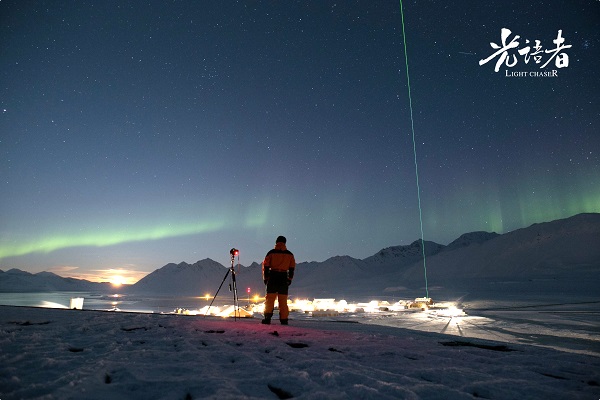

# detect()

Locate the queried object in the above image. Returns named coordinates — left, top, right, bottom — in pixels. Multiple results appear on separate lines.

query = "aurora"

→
left=0, top=220, right=226, bottom=259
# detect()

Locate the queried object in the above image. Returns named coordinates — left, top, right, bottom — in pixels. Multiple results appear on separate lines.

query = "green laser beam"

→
left=399, top=0, right=429, bottom=298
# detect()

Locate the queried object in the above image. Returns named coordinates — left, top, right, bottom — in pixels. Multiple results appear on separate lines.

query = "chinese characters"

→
left=479, top=28, right=572, bottom=73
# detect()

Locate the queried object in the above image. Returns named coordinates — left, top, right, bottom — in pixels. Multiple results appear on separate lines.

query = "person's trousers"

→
left=264, top=293, right=289, bottom=320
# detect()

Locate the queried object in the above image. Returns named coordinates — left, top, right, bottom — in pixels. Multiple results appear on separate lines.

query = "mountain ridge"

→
left=0, top=269, right=112, bottom=293
left=2, top=213, right=599, bottom=297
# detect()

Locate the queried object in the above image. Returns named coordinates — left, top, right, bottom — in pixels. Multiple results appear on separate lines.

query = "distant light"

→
left=110, top=275, right=124, bottom=287
left=445, top=305, right=465, bottom=318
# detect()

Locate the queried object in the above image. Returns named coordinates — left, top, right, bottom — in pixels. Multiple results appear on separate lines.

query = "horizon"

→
left=2, top=211, right=597, bottom=286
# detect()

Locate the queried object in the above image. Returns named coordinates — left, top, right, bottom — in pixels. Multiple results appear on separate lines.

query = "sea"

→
left=0, top=292, right=244, bottom=314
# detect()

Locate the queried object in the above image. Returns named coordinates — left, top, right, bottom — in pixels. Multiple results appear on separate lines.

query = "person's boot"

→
left=280, top=319, right=288, bottom=325
left=261, top=313, right=273, bottom=324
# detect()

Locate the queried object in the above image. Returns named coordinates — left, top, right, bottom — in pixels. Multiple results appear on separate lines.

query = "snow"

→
left=1, top=213, right=599, bottom=398
left=1, top=302, right=599, bottom=400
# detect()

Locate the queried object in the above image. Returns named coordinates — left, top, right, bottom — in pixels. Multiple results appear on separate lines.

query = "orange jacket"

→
left=263, top=242, right=296, bottom=280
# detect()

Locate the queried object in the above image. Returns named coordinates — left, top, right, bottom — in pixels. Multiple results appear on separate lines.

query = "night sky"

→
left=1, top=1, right=598, bottom=284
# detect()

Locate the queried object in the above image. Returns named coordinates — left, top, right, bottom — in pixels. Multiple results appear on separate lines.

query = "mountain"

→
left=444, top=231, right=500, bottom=251
left=361, top=240, right=447, bottom=279
left=3, top=213, right=599, bottom=299
left=383, top=213, right=600, bottom=298
left=124, top=213, right=600, bottom=299
left=292, top=256, right=371, bottom=298
left=0, top=269, right=112, bottom=293
left=126, top=258, right=266, bottom=296
left=294, top=213, right=599, bottom=299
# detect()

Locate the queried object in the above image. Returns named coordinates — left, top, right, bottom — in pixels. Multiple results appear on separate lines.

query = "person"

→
left=262, top=235, right=296, bottom=325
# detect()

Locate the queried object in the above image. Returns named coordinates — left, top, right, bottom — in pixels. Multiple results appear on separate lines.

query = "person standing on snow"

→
left=262, top=236, right=296, bottom=325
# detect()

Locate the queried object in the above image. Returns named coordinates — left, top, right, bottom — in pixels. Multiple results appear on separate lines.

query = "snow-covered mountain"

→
left=444, top=231, right=500, bottom=251
left=122, top=213, right=600, bottom=298
left=376, top=213, right=600, bottom=299
left=2, top=213, right=599, bottom=298
left=126, top=258, right=265, bottom=295
left=0, top=269, right=111, bottom=293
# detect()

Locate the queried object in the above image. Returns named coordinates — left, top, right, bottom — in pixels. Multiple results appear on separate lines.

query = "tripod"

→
left=205, top=248, right=241, bottom=319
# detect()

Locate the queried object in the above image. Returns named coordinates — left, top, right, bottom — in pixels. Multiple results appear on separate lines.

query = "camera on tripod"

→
left=205, top=247, right=242, bottom=319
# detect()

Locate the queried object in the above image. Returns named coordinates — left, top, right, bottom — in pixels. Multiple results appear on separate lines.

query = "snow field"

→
left=1, top=305, right=599, bottom=399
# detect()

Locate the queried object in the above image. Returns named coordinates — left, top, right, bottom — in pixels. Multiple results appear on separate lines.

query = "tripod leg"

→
left=231, top=268, right=239, bottom=320
left=204, top=268, right=230, bottom=317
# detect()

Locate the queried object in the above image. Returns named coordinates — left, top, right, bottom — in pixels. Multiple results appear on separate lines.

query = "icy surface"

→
left=1, top=305, right=599, bottom=400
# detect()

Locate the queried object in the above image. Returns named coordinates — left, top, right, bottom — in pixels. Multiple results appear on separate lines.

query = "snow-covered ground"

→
left=1, top=302, right=599, bottom=400
left=178, top=296, right=600, bottom=357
